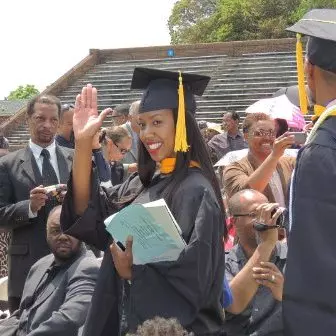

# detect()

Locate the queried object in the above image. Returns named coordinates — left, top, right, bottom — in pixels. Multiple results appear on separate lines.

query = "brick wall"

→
left=97, top=38, right=297, bottom=62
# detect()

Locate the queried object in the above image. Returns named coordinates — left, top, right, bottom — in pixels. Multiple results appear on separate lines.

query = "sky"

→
left=0, top=0, right=177, bottom=99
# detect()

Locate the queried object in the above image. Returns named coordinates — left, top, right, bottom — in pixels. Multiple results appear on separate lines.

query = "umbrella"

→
left=245, top=94, right=306, bottom=130
left=273, top=85, right=313, bottom=109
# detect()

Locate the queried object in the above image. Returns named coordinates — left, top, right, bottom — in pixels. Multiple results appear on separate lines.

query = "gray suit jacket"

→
left=121, top=122, right=137, bottom=164
left=0, top=249, right=99, bottom=336
left=0, top=145, right=73, bottom=297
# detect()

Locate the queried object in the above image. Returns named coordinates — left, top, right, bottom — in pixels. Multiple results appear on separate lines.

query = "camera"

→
left=45, top=184, right=67, bottom=202
left=271, top=207, right=286, bottom=227
left=253, top=207, right=287, bottom=232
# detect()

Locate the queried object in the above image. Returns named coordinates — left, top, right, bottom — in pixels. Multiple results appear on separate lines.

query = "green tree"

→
left=7, top=84, right=40, bottom=100
left=168, top=0, right=336, bottom=44
left=168, top=0, right=219, bottom=44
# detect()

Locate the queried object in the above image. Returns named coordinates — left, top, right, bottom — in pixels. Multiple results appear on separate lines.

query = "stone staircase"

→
left=6, top=51, right=302, bottom=148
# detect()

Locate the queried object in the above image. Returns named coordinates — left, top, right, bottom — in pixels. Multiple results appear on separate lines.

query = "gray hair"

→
left=129, top=100, right=141, bottom=117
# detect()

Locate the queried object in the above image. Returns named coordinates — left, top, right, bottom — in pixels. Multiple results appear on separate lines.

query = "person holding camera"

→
left=223, top=113, right=295, bottom=206
left=224, top=189, right=286, bottom=336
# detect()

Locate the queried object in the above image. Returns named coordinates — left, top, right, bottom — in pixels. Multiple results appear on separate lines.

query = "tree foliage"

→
left=7, top=84, right=40, bottom=100
left=168, top=0, right=336, bottom=44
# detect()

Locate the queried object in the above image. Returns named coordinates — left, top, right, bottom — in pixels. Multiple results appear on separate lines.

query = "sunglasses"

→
left=232, top=212, right=257, bottom=218
left=252, top=130, right=276, bottom=138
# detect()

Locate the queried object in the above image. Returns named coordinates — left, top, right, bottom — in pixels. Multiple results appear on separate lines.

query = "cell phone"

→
left=288, top=132, right=307, bottom=144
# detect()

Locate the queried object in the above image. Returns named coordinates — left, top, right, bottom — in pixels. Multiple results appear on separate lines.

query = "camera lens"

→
left=271, top=208, right=286, bottom=227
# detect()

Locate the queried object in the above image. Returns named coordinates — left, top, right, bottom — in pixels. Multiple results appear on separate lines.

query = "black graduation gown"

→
left=283, top=116, right=336, bottom=335
left=61, top=168, right=225, bottom=336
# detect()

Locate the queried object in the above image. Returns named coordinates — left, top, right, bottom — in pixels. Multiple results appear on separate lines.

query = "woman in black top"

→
left=61, top=68, right=226, bottom=335
left=93, top=126, right=132, bottom=186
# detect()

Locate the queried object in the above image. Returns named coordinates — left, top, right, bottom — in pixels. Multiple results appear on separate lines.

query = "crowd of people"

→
left=0, top=8, right=335, bottom=336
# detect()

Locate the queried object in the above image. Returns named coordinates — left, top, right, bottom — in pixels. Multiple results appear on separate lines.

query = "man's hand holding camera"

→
left=29, top=184, right=67, bottom=214
left=254, top=203, right=282, bottom=246
left=30, top=185, right=48, bottom=213
left=252, top=203, right=284, bottom=301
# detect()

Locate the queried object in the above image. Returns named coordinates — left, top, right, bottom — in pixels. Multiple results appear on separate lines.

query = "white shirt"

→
left=29, top=140, right=60, bottom=181
left=269, top=170, right=286, bottom=208
left=28, top=140, right=60, bottom=217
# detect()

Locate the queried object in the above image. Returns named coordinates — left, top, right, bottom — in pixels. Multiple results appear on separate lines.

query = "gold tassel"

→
left=174, top=71, right=189, bottom=152
left=314, top=105, right=326, bottom=116
left=296, top=33, right=308, bottom=114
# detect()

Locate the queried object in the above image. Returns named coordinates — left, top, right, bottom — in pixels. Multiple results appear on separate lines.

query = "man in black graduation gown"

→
left=283, top=9, right=336, bottom=335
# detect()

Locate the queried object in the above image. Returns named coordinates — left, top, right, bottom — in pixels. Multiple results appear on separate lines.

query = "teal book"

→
left=104, top=199, right=186, bottom=265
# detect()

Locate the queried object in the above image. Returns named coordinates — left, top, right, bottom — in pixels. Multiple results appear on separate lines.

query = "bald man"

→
left=224, top=189, right=286, bottom=336
left=0, top=206, right=99, bottom=336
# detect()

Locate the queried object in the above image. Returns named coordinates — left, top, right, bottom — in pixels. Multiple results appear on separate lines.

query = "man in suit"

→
left=0, top=94, right=73, bottom=312
left=0, top=205, right=99, bottom=336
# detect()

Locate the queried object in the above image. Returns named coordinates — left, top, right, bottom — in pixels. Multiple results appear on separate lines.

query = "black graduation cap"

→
left=287, top=9, right=336, bottom=73
left=285, top=9, right=336, bottom=114
left=131, top=67, right=210, bottom=114
left=131, top=67, right=211, bottom=152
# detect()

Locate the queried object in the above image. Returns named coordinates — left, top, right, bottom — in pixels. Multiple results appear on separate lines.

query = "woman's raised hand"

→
left=73, top=84, right=112, bottom=142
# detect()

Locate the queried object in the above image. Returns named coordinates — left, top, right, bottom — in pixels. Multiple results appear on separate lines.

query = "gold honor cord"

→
left=301, top=19, right=336, bottom=25
left=296, top=34, right=308, bottom=114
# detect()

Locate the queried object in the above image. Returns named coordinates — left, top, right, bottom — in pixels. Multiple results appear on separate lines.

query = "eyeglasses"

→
left=113, top=141, right=129, bottom=155
left=61, top=103, right=74, bottom=112
left=252, top=130, right=276, bottom=138
left=232, top=212, right=257, bottom=219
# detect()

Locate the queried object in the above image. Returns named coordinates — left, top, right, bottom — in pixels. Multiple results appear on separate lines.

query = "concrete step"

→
left=91, top=59, right=295, bottom=76
left=61, top=80, right=297, bottom=97
left=103, top=54, right=229, bottom=65
left=90, top=61, right=222, bottom=77
left=102, top=53, right=295, bottom=66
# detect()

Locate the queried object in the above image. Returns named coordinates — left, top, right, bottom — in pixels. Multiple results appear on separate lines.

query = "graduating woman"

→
left=61, top=68, right=226, bottom=335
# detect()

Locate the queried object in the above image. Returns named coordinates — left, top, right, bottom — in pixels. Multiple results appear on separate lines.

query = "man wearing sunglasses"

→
left=224, top=189, right=286, bottom=336
left=223, top=113, right=295, bottom=206
left=55, top=104, right=75, bottom=149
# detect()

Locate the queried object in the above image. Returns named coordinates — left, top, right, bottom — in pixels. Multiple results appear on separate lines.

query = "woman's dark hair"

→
left=138, top=108, right=227, bottom=237
left=99, top=126, right=130, bottom=145
left=275, top=118, right=289, bottom=137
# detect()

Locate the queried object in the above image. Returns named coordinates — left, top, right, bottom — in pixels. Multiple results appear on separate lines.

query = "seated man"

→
left=0, top=205, right=99, bottom=336
left=224, top=189, right=286, bottom=336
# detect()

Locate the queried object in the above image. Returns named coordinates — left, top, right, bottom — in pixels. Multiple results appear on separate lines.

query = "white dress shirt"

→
left=269, top=171, right=286, bottom=208
left=28, top=140, right=60, bottom=217
left=29, top=140, right=60, bottom=181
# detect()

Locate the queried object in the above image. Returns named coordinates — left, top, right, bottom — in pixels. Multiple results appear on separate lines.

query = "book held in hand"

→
left=104, top=199, right=186, bottom=265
